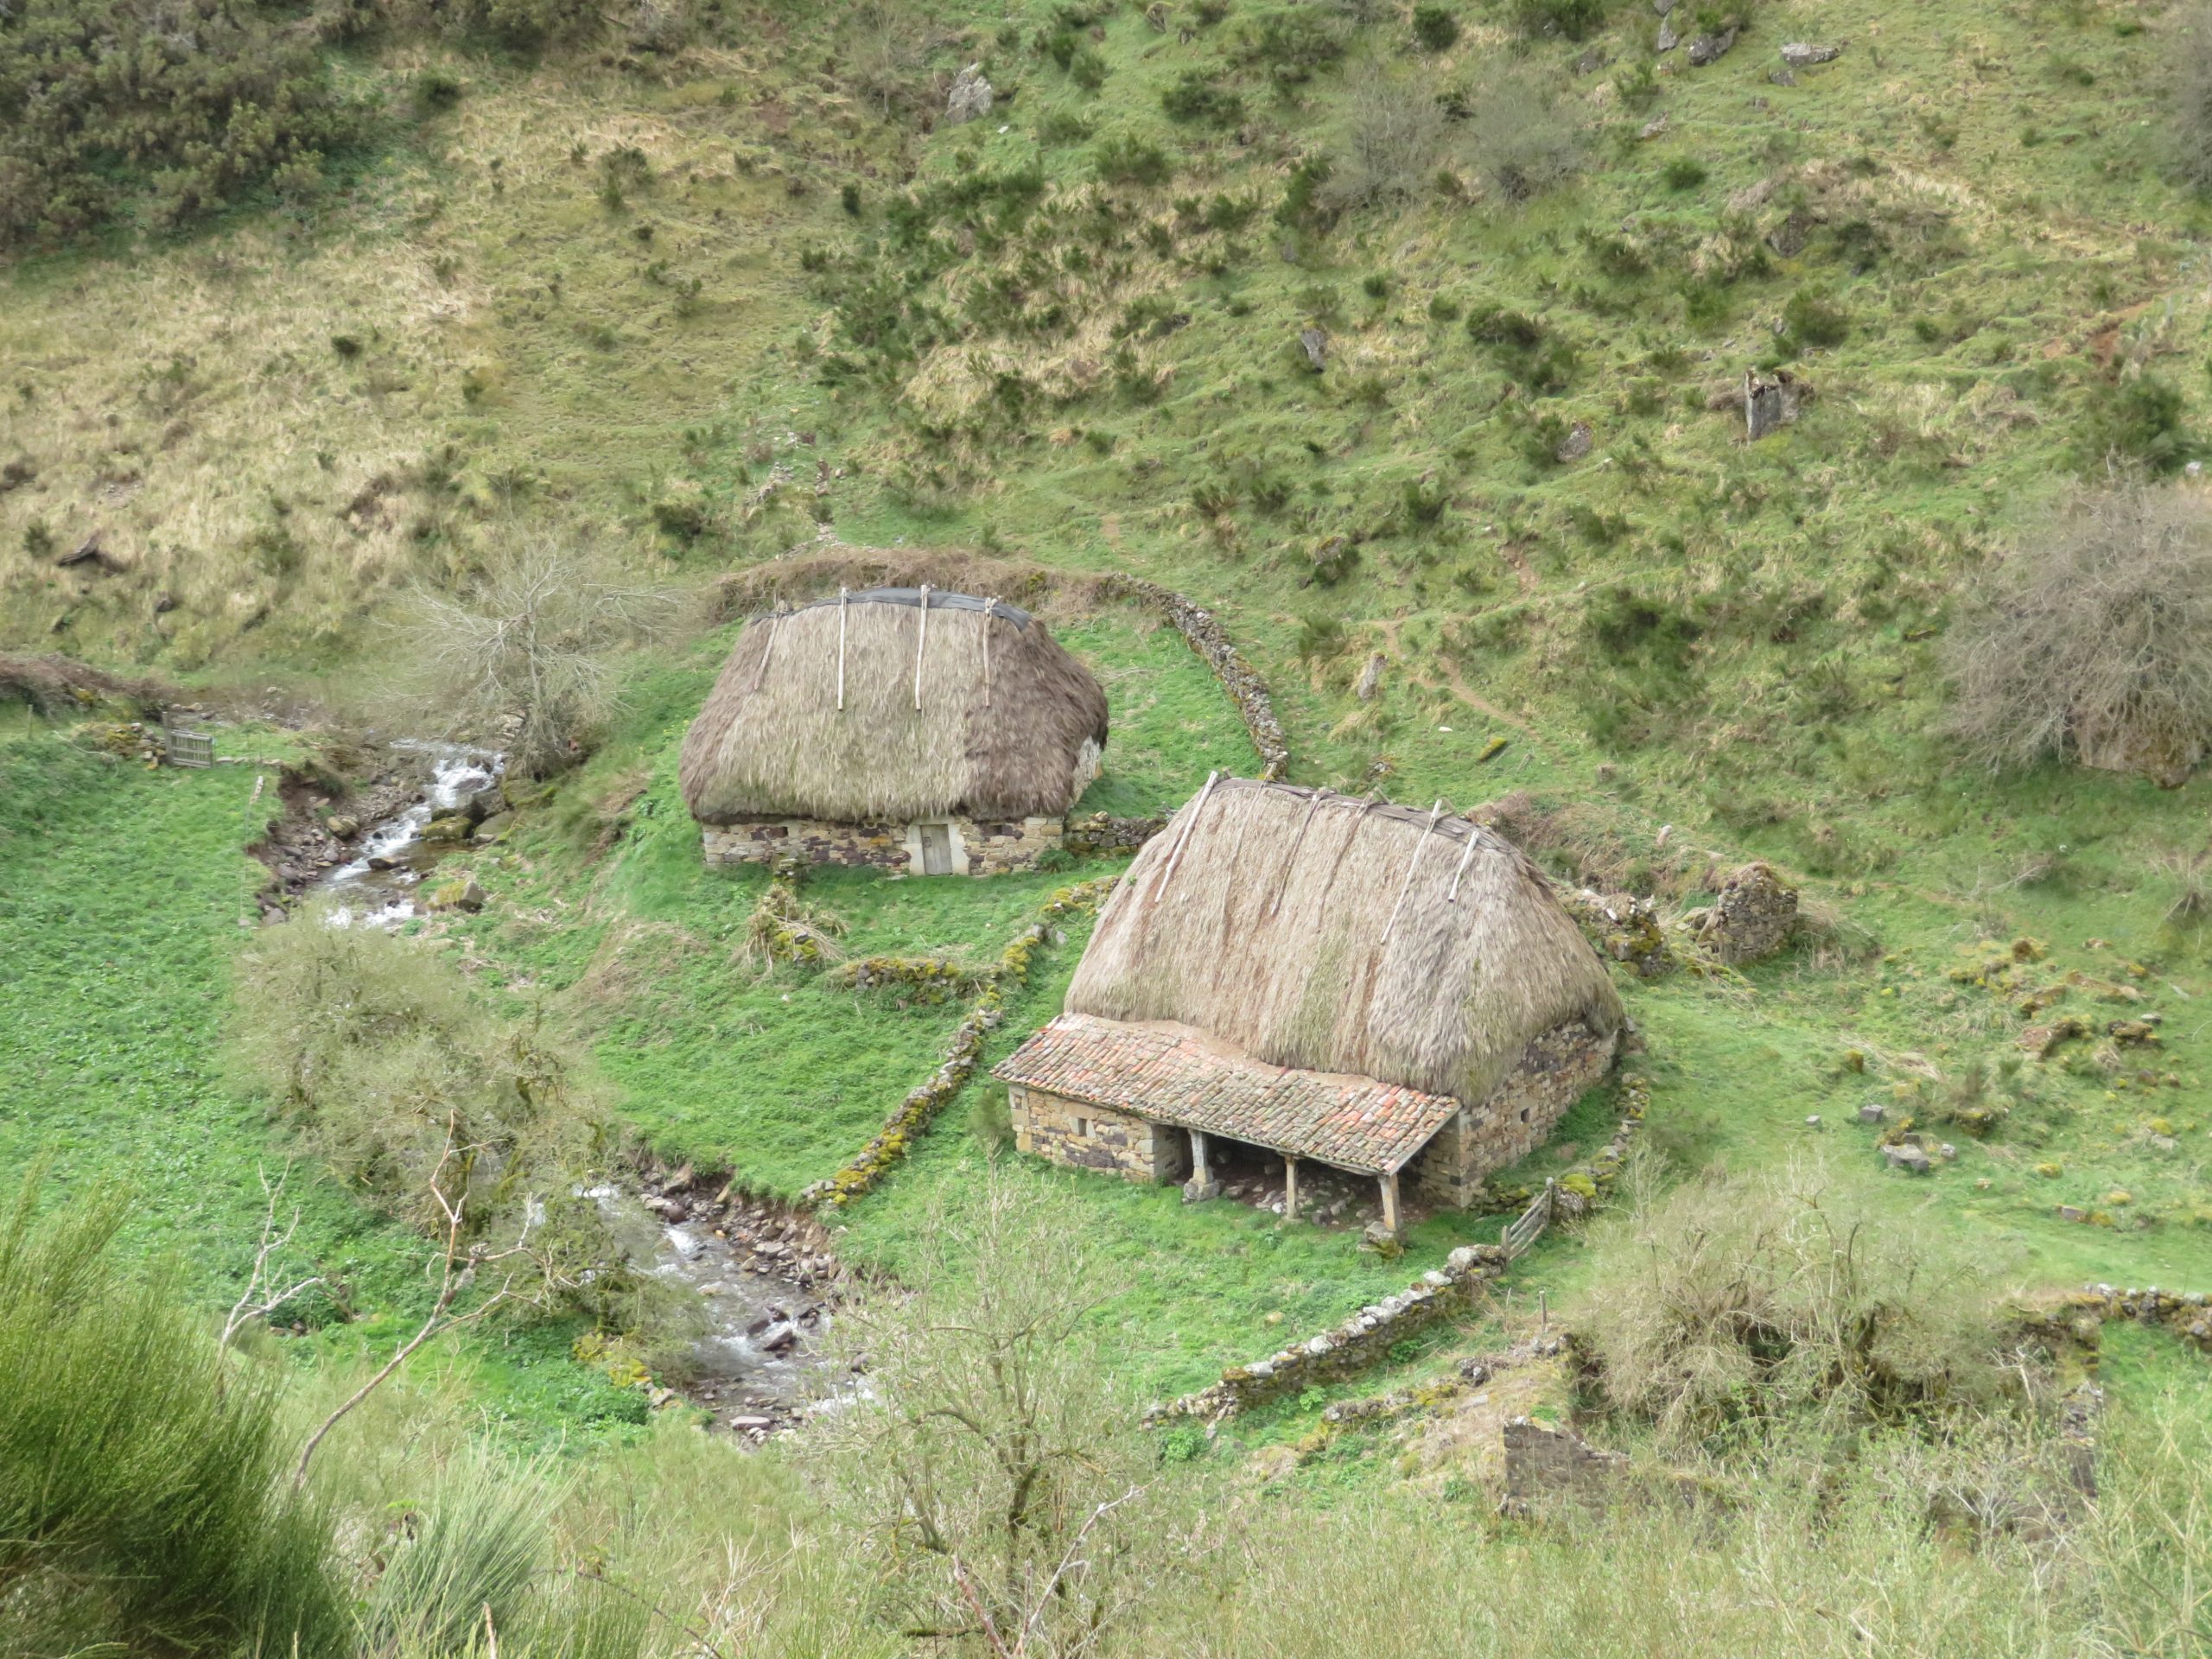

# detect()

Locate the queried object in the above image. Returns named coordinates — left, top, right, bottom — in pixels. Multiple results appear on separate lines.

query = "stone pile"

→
left=1691, top=861, right=1798, bottom=963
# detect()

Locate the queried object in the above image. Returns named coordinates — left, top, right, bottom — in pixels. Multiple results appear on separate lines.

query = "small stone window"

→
left=1519, top=1108, right=1531, bottom=1124
left=1076, top=1116, right=1090, bottom=1137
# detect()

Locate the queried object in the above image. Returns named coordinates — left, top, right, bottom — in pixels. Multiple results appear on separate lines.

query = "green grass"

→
left=0, top=728, right=652, bottom=1442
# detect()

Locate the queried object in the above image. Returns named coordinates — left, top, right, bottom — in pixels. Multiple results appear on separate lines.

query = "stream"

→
left=308, top=747, right=836, bottom=1433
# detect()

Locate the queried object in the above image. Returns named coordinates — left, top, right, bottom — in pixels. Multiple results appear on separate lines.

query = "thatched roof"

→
left=1062, top=779, right=1624, bottom=1106
left=998, top=1013, right=1465, bottom=1175
left=679, top=588, right=1110, bottom=823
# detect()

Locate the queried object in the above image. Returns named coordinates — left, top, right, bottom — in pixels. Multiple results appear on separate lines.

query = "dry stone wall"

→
left=1012, top=1086, right=1185, bottom=1181
left=702, top=814, right=1066, bottom=874
left=1409, top=1020, right=1617, bottom=1208
left=1146, top=1243, right=1511, bottom=1422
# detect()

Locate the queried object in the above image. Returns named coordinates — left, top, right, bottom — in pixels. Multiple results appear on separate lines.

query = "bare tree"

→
left=294, top=1110, right=566, bottom=1488
left=399, top=538, right=683, bottom=779
left=1945, top=482, right=2212, bottom=781
left=803, top=1173, right=1204, bottom=1656
left=1320, top=58, right=1452, bottom=212
left=219, top=1162, right=324, bottom=1348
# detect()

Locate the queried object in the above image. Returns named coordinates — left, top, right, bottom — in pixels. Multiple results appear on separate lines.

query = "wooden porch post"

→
left=1282, top=1156, right=1300, bottom=1222
left=1378, top=1170, right=1402, bottom=1239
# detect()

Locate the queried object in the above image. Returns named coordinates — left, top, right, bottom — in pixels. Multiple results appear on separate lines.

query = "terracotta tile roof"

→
left=994, top=1013, right=1463, bottom=1176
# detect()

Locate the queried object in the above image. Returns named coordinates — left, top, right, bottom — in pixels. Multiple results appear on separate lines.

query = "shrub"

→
left=1162, top=70, right=1247, bottom=125
left=1093, top=134, right=1173, bottom=185
left=1782, top=287, right=1851, bottom=349
left=2081, top=372, right=2193, bottom=474
left=1319, top=60, right=1452, bottom=210
left=1412, top=3, right=1459, bottom=49
left=1516, top=0, right=1609, bottom=39
left=1577, top=1160, right=2004, bottom=1441
left=2171, top=1, right=2212, bottom=192
left=1465, top=66, right=1583, bottom=202
left=1239, top=5, right=1349, bottom=83
left=1662, top=156, right=1708, bottom=190
left=0, top=0, right=362, bottom=248
left=1945, top=483, right=2212, bottom=776
left=967, top=1081, right=1014, bottom=1151
left=0, top=1173, right=344, bottom=1655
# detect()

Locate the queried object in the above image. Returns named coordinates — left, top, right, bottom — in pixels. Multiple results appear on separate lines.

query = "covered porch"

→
left=995, top=1013, right=1465, bottom=1239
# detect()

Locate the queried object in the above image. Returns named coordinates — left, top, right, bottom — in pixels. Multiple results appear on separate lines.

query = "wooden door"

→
left=918, top=822, right=954, bottom=876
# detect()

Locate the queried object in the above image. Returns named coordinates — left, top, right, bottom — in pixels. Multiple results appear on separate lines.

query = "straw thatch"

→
left=679, top=588, right=1109, bottom=823
left=1065, top=779, right=1624, bottom=1105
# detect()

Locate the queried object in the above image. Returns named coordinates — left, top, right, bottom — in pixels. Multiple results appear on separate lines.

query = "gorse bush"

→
left=2080, top=372, right=2193, bottom=474
left=0, top=0, right=361, bottom=248
left=0, top=1171, right=343, bottom=1656
left=1946, top=482, right=2212, bottom=779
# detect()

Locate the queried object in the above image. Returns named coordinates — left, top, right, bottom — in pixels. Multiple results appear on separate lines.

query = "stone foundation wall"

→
left=701, top=814, right=1065, bottom=874
left=1410, top=1020, right=1618, bottom=1208
left=1011, top=1084, right=1187, bottom=1182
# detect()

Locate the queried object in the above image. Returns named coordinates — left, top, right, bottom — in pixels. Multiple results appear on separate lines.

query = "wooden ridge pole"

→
left=1148, top=770, right=1219, bottom=906
left=982, top=595, right=996, bottom=708
left=1267, top=787, right=1332, bottom=918
left=751, top=604, right=786, bottom=693
left=1381, top=801, right=1445, bottom=945
left=1446, top=817, right=1483, bottom=903
left=912, top=583, right=932, bottom=712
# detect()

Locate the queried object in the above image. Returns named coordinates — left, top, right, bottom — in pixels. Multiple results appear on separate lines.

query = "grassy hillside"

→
left=4, top=0, right=2212, bottom=1532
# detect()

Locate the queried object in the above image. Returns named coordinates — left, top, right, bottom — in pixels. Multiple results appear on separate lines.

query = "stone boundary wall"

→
left=1090, top=575, right=1291, bottom=783
left=2023, top=1283, right=2212, bottom=1354
left=1144, top=1243, right=1512, bottom=1422
left=1064, top=810, right=1167, bottom=857
left=802, top=878, right=1117, bottom=1210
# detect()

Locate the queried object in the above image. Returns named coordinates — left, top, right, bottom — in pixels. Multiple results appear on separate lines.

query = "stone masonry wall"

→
left=1012, top=1084, right=1187, bottom=1182
left=1410, top=1020, right=1618, bottom=1208
left=702, top=814, right=1065, bottom=874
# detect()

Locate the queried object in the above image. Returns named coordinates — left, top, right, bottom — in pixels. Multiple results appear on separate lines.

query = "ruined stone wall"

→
left=702, top=814, right=1065, bottom=874
left=1147, top=1243, right=1512, bottom=1421
left=1410, top=1020, right=1617, bottom=1207
left=1011, top=1084, right=1186, bottom=1182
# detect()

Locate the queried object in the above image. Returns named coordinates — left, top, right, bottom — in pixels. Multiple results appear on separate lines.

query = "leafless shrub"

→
left=1944, top=484, right=2212, bottom=778
left=2171, top=2, right=2212, bottom=194
left=804, top=1171, right=1204, bottom=1656
left=1576, top=1157, right=2007, bottom=1444
left=1465, top=64, right=1583, bottom=203
left=842, top=0, right=934, bottom=118
left=398, top=537, right=683, bottom=779
left=1319, top=59, right=1453, bottom=211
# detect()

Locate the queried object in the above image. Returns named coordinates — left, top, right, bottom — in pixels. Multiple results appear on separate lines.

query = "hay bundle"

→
left=1066, top=779, right=1623, bottom=1103
left=679, top=588, right=1109, bottom=823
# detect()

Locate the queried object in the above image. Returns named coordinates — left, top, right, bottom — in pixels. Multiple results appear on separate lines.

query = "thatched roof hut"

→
left=1066, top=779, right=1624, bottom=1104
left=996, top=780, right=1624, bottom=1212
left=679, top=588, right=1109, bottom=825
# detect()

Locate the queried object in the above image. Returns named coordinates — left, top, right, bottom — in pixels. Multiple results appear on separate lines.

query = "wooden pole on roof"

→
left=836, top=587, right=849, bottom=711
left=912, top=583, right=932, bottom=712
left=982, top=596, right=996, bottom=708
left=1149, top=769, right=1218, bottom=906
left=751, top=603, right=786, bottom=693
left=1381, top=801, right=1446, bottom=945
left=1446, top=817, right=1483, bottom=903
left=1267, top=787, right=1331, bottom=918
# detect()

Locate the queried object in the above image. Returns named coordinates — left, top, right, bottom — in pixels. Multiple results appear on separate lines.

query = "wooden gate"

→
left=1500, top=1178, right=1556, bottom=1261
left=162, top=710, right=214, bottom=769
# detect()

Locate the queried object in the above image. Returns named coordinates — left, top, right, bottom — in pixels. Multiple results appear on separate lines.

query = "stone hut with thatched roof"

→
left=679, top=586, right=1109, bottom=875
left=994, top=778, right=1624, bottom=1233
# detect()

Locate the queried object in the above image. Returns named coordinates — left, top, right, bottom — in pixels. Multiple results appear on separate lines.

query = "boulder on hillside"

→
left=946, top=63, right=994, bottom=124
